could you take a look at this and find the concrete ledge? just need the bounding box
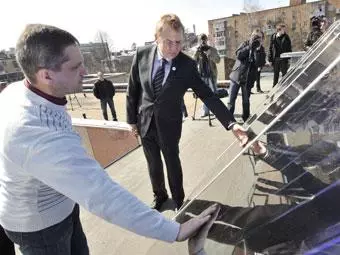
[72,118,139,168]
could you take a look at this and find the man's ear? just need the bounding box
[36,69,54,85]
[155,36,161,45]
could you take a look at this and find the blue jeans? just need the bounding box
[227,80,250,122]
[5,204,89,255]
[201,77,217,115]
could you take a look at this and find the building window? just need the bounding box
[218,41,225,46]
[215,31,224,37]
[292,22,296,31]
[218,50,226,56]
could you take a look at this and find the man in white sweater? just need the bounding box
[0,24,218,255]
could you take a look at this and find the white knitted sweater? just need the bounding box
[0,81,179,242]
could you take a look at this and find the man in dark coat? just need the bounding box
[93,72,117,121]
[228,29,266,122]
[268,23,292,87]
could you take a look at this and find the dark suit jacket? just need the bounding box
[268,33,292,63]
[126,45,235,141]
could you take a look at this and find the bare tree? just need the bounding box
[243,3,263,33]
[94,31,115,73]
[131,42,137,51]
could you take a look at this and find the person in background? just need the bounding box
[228,29,266,122]
[304,16,324,50]
[194,33,221,118]
[268,23,292,87]
[93,71,117,121]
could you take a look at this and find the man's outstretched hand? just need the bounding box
[176,203,219,242]
[251,140,267,156]
[188,204,220,255]
[231,123,249,147]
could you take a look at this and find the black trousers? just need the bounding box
[227,80,250,122]
[273,59,289,87]
[0,225,15,255]
[100,98,117,121]
[141,118,184,206]
[250,69,262,92]
[255,70,262,91]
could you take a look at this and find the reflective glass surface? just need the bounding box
[148,21,340,254]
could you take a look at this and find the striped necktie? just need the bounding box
[153,58,167,98]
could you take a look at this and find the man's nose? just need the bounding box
[81,66,88,76]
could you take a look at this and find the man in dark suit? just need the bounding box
[126,14,248,211]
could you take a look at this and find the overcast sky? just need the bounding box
[2,0,303,51]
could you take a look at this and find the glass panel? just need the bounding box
[148,20,340,254]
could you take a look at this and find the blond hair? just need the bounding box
[154,14,184,40]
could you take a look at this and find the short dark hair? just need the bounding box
[200,34,208,41]
[16,24,79,83]
[276,23,286,31]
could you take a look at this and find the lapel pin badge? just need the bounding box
[172,66,176,71]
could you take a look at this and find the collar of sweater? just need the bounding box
[24,79,67,106]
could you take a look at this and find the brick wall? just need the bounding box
[208,0,340,78]
[208,0,335,59]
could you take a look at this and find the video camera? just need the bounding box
[311,16,324,28]
[197,44,210,53]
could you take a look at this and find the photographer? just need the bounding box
[194,34,220,118]
[304,16,324,50]
[228,29,266,122]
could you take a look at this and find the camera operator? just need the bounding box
[304,16,324,50]
[194,34,221,118]
[228,29,266,122]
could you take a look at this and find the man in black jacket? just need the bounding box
[268,23,292,87]
[93,72,117,121]
[228,29,266,122]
